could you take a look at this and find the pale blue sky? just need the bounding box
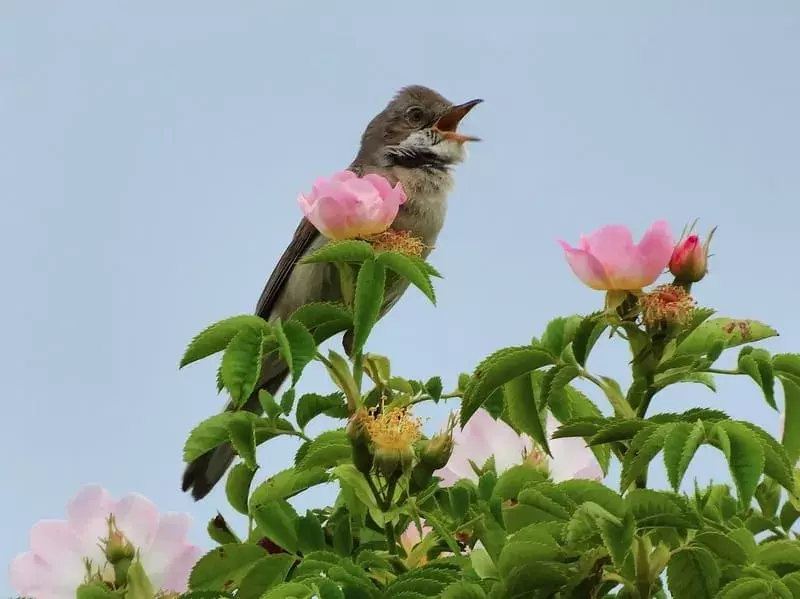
[2,2,799,593]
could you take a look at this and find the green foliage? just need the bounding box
[352,258,386,355]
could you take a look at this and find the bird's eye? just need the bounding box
[405,106,426,126]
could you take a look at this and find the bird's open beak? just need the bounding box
[433,98,483,143]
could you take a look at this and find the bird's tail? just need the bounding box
[181,368,288,500]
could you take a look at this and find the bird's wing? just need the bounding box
[255,218,320,318]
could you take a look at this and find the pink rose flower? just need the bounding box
[297,170,407,240]
[558,220,674,291]
[434,409,602,486]
[9,484,201,598]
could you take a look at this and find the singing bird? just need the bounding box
[182,85,482,500]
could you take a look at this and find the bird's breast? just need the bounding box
[391,167,453,248]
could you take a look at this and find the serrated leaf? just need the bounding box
[253,500,299,554]
[654,370,717,393]
[716,578,772,598]
[540,364,581,410]
[741,421,795,493]
[516,484,572,520]
[675,318,778,357]
[221,326,267,405]
[297,511,326,553]
[626,489,697,528]
[739,348,776,410]
[693,531,748,565]
[557,385,612,475]
[188,544,266,589]
[126,561,155,599]
[551,418,607,439]
[352,258,385,355]
[540,315,583,357]
[296,429,351,470]
[290,302,353,344]
[301,239,375,264]
[505,373,550,456]
[273,320,317,386]
[461,347,554,426]
[249,466,329,507]
[666,546,720,599]
[228,412,258,469]
[183,413,287,463]
[425,376,443,401]
[238,554,296,599]
[75,584,119,599]
[778,374,800,464]
[713,421,766,507]
[664,420,706,490]
[180,314,271,368]
[226,462,256,515]
[758,540,800,569]
[558,479,625,518]
[571,313,607,367]
[332,510,353,556]
[377,250,436,304]
[261,582,314,599]
[588,419,651,446]
[621,424,674,491]
[259,389,282,420]
[296,393,348,430]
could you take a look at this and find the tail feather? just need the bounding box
[182,370,288,500]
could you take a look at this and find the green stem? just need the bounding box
[636,387,657,418]
[353,351,364,394]
[385,521,398,555]
[706,368,742,375]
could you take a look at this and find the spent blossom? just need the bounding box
[9,484,201,599]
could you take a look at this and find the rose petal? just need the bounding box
[113,493,159,549]
[559,242,611,290]
[140,512,193,588]
[66,484,114,561]
[546,415,603,482]
[28,520,87,586]
[160,544,203,592]
[362,173,394,198]
[9,552,49,594]
[633,219,674,286]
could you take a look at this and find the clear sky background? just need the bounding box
[2,2,799,594]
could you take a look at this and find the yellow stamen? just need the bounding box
[363,230,428,257]
[365,407,422,451]
[640,284,696,327]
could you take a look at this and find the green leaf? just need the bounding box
[663,420,706,490]
[253,500,299,554]
[290,302,353,344]
[302,239,375,264]
[675,318,778,357]
[621,424,674,491]
[626,489,698,528]
[226,462,256,515]
[556,385,612,475]
[692,531,748,565]
[739,348,777,410]
[280,388,296,415]
[238,554,296,599]
[540,364,580,410]
[425,376,443,401]
[654,370,717,393]
[352,258,386,355]
[180,314,270,368]
[296,393,348,430]
[540,315,583,357]
[126,561,155,599]
[183,413,287,463]
[758,540,800,569]
[782,572,800,597]
[741,422,795,492]
[571,313,607,367]
[716,578,773,598]
[221,325,268,406]
[332,510,353,556]
[666,546,720,599]
[207,513,239,545]
[461,347,554,426]
[259,389,282,420]
[377,250,436,304]
[189,544,267,590]
[249,467,330,507]
[297,511,326,553]
[558,479,625,518]
[504,373,550,456]
[778,374,800,464]
[296,429,352,470]
[228,412,258,470]
[273,320,317,386]
[588,419,651,446]
[261,582,314,599]
[515,484,573,520]
[713,421,766,507]
[75,584,119,599]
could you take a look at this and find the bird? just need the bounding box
[182,85,482,500]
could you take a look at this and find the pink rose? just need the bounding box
[298,170,407,240]
[9,484,201,598]
[669,233,709,283]
[434,409,602,486]
[558,220,674,291]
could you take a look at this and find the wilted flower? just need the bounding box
[367,229,427,256]
[298,170,407,240]
[365,407,422,480]
[434,409,602,486]
[640,284,696,328]
[558,221,674,291]
[669,228,714,283]
[9,484,201,599]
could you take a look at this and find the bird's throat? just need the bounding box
[386,148,450,170]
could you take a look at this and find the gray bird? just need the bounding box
[182,85,481,500]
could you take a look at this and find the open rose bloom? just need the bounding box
[298,170,407,240]
[558,220,674,291]
[434,409,603,486]
[9,484,201,598]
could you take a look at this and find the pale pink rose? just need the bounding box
[9,484,202,599]
[435,410,602,485]
[297,170,407,240]
[558,220,674,291]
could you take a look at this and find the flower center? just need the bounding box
[365,407,422,451]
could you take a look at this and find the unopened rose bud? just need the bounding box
[375,445,415,481]
[104,517,135,565]
[669,228,715,283]
[421,414,456,470]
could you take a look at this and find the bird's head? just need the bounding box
[355,85,482,170]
